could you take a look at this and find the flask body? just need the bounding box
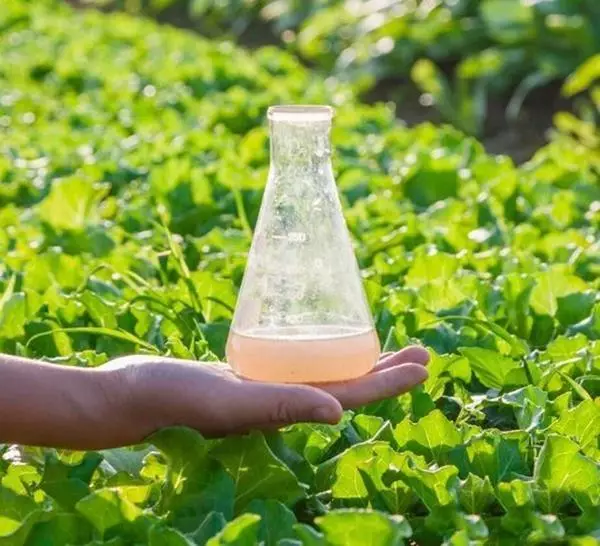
[226,105,380,383]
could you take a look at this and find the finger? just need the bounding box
[231,381,344,431]
[373,346,430,372]
[319,363,428,410]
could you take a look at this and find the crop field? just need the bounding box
[0,0,599,544]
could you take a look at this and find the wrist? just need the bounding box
[102,356,177,442]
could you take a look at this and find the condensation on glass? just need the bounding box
[226,105,380,383]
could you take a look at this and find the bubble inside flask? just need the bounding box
[226,105,381,383]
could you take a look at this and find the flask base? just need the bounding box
[226,326,380,384]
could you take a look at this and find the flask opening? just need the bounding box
[268,105,333,123]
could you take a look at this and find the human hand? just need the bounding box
[109,346,429,441]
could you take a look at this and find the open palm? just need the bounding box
[113,346,430,439]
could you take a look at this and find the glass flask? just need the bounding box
[226,105,380,383]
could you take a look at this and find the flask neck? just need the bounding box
[269,119,332,168]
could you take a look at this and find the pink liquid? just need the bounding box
[226,325,380,383]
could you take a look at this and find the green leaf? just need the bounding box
[148,427,212,476]
[496,479,535,534]
[148,427,234,530]
[100,446,154,477]
[206,514,261,546]
[449,430,530,484]
[459,347,520,389]
[563,54,600,96]
[480,0,534,43]
[25,513,93,545]
[317,442,416,513]
[424,352,471,400]
[394,410,461,464]
[0,486,41,540]
[38,176,110,231]
[40,451,103,510]
[534,434,600,513]
[149,525,195,546]
[501,386,548,431]
[0,293,27,339]
[549,400,600,459]
[247,499,296,546]
[75,488,144,537]
[557,292,596,327]
[189,512,227,545]
[316,509,412,546]
[458,474,496,514]
[530,267,588,317]
[385,459,459,533]
[404,251,459,289]
[293,523,325,546]
[211,432,305,511]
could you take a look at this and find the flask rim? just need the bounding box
[268,105,333,123]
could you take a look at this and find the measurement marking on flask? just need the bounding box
[270,232,307,243]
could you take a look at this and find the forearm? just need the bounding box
[0,354,144,449]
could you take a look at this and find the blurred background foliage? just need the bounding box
[70,0,600,161]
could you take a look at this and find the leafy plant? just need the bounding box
[0,0,598,544]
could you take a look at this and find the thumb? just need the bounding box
[240,382,344,429]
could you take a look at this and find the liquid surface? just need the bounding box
[226,325,380,383]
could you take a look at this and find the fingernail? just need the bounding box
[312,405,340,423]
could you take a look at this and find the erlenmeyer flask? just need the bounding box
[226,105,380,383]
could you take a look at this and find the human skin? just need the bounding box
[0,347,429,450]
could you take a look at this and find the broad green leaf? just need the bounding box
[100,446,154,477]
[549,400,600,459]
[75,488,144,537]
[424,353,471,400]
[459,347,520,389]
[385,459,459,533]
[534,434,600,513]
[211,432,304,511]
[501,386,548,431]
[404,251,459,289]
[449,430,529,484]
[293,523,325,546]
[247,499,296,546]
[316,509,411,546]
[40,451,103,510]
[206,514,261,546]
[530,267,588,317]
[394,410,461,464]
[496,479,535,534]
[148,427,213,494]
[563,54,600,96]
[352,415,389,442]
[528,513,565,542]
[0,486,41,540]
[317,442,416,513]
[24,513,93,545]
[38,176,110,231]
[281,422,345,465]
[23,251,85,292]
[557,292,596,327]
[149,525,195,546]
[458,474,496,514]
[480,0,534,43]
[189,512,227,545]
[0,294,27,339]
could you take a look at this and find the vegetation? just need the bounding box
[0,0,599,544]
[84,0,600,135]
